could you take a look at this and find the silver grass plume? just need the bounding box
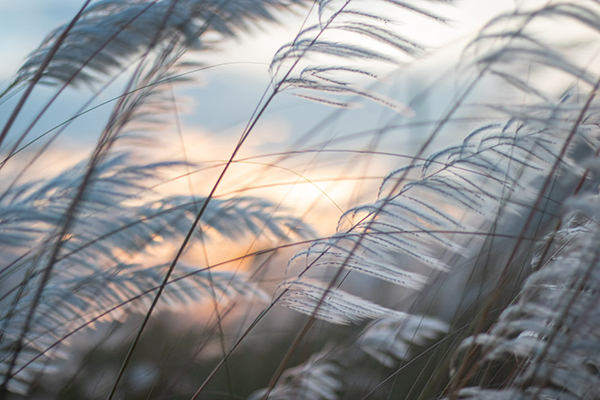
[0,0,309,154]
[273,0,600,375]
[248,348,343,400]
[469,1,600,103]
[11,0,307,89]
[270,0,453,111]
[445,188,600,400]
[249,314,447,399]
[358,315,448,368]
[0,154,313,395]
[277,95,588,326]
[258,4,600,397]
[436,3,600,398]
[1,1,316,396]
[261,96,590,399]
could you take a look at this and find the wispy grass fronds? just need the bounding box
[280,279,412,324]
[278,92,585,326]
[270,0,451,111]
[0,154,312,264]
[8,0,600,398]
[12,0,307,90]
[359,315,448,368]
[446,200,600,399]
[248,348,342,400]
[248,313,447,399]
[1,1,325,397]
[0,153,312,395]
[0,266,263,396]
[470,1,600,102]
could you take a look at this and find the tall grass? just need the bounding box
[2,0,600,399]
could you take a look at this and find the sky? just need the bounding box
[0,1,529,81]
[0,0,558,236]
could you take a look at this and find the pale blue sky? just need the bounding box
[0,0,529,199]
